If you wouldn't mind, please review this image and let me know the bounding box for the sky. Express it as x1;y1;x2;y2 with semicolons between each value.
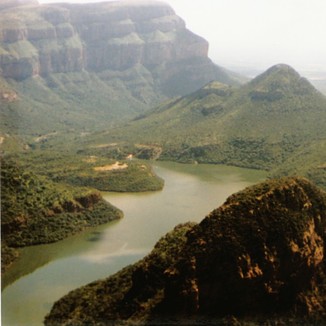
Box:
38;0;326;76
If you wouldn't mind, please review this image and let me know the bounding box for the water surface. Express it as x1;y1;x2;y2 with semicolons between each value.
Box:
2;162;266;325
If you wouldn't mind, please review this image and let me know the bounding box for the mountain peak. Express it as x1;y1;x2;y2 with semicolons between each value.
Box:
263;63;301;78
267;63;299;74
249;63;317;98
252;63;301;84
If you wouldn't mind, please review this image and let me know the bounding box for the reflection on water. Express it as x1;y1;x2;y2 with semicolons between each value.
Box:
1;220;120;290
87;231;103;242
2;161;266;326
81;244;148;264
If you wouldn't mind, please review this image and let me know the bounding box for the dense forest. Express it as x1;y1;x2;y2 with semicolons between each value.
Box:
1;158;123;272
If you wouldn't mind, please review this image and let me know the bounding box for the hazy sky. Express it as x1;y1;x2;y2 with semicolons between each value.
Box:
38;0;326;74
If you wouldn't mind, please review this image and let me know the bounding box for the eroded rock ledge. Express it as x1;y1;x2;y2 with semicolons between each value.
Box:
0;0;233;96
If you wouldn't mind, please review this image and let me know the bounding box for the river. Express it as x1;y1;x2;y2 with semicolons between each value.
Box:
1;161;266;326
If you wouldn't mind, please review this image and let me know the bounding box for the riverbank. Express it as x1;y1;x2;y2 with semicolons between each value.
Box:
2;162;266;325
11;151;165;192
1;158;123;274
46;176;326;326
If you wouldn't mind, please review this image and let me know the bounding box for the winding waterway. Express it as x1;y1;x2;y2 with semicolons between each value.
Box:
2;162;266;326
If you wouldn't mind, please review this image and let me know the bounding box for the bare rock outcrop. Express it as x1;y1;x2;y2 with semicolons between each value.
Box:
0;1;233;97
0;0;238;134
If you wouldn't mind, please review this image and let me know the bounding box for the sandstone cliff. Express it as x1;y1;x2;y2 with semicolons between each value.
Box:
0;0;238;135
45;177;326;325
1;0;210;78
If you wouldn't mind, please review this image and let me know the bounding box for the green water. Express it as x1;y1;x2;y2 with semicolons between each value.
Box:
1;162;266;326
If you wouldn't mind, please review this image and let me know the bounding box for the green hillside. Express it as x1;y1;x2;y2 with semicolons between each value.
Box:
0;70;157;137
12;151;164;192
1;158;123;273
81;64;326;188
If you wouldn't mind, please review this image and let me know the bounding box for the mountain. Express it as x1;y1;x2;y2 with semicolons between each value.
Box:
81;64;326;189
0;0;239;138
1;157;122;273
45;176;326;325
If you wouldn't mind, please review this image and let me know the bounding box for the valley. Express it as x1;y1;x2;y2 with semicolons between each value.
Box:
2;162;266;325
45;175;326;326
77;64;326;189
1;0;326;325
0;0;239;137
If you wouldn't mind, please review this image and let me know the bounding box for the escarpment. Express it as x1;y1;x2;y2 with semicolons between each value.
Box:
45;177;326;325
0;0;238;135
0;0;233;94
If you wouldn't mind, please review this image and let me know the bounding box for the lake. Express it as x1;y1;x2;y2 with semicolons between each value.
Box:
1;161;266;326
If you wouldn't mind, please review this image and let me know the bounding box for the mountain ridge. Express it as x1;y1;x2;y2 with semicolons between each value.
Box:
45;176;326;325
247;63;318;101
78;64;326;189
0;0;240;137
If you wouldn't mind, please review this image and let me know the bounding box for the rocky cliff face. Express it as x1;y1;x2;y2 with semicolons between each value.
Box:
0;0;237;135
0;0;231;92
45;177;326;325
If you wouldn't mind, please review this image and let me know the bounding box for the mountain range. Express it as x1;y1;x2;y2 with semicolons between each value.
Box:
0;0;240;138
81;64;326;189
1;1;326;324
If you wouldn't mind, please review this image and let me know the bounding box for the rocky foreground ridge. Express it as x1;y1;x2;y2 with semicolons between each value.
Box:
45;177;326;325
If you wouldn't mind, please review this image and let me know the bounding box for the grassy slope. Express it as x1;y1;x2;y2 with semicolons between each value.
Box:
0;70;158;138
80;65;326;189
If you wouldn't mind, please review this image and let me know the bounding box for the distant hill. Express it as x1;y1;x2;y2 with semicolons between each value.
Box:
12;150;164;192
82;64;326;189
0;0;239;138
45;176;326;325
